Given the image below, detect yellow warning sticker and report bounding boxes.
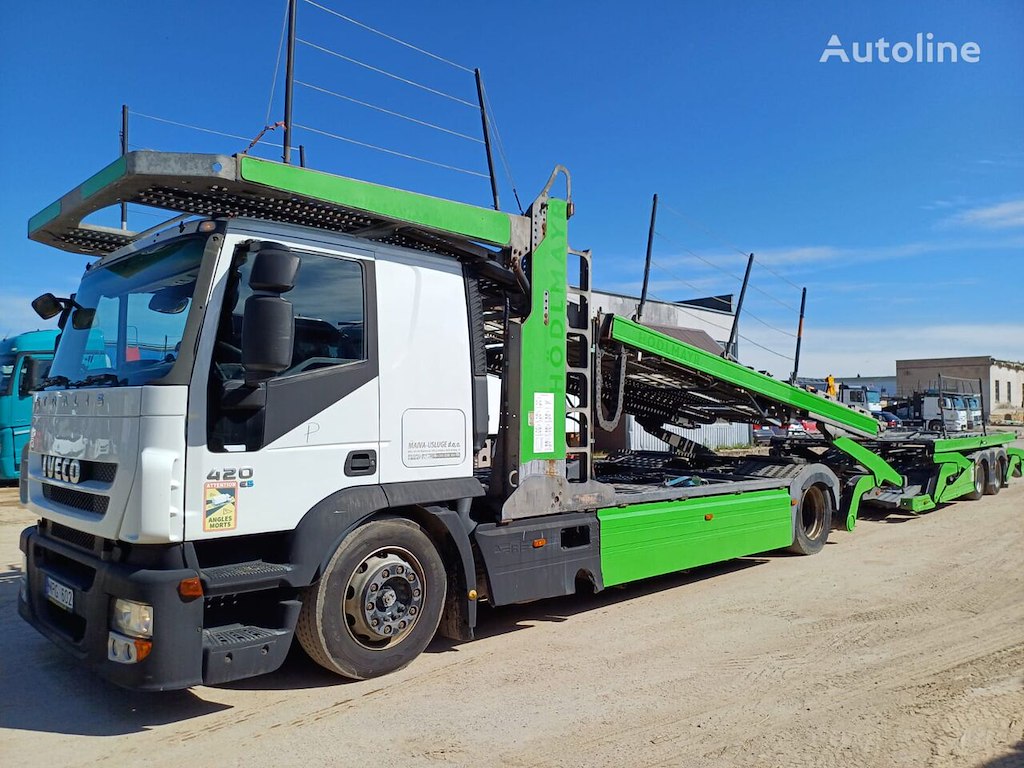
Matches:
[203,481,238,532]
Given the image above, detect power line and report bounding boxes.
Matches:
[265,0,290,125]
[649,258,733,309]
[294,123,488,177]
[296,80,482,142]
[753,257,802,290]
[649,256,796,338]
[646,290,792,361]
[660,200,803,291]
[298,38,477,108]
[129,111,294,150]
[301,0,474,73]
[654,229,801,314]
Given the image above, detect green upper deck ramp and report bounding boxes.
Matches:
[28,151,525,259]
[605,315,879,438]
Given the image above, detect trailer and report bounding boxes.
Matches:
[18,152,1023,689]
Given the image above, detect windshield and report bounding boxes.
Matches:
[48,235,206,387]
[866,390,880,404]
[0,354,14,395]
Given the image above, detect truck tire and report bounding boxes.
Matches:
[996,455,1008,489]
[296,518,447,680]
[927,420,942,431]
[965,459,987,500]
[788,482,833,555]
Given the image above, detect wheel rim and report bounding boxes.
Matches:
[343,546,425,650]
[974,463,985,495]
[800,485,826,539]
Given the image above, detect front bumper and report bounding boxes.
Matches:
[18,523,205,691]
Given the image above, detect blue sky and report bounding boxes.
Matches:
[1,1,1021,376]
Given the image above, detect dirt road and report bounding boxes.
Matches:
[1,475,1022,768]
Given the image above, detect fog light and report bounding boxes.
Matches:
[111,598,154,638]
[108,631,153,664]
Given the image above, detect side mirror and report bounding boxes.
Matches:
[241,295,294,383]
[32,293,63,320]
[71,308,96,330]
[19,357,45,396]
[249,245,300,293]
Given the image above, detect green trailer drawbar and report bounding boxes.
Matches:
[17,151,1024,689]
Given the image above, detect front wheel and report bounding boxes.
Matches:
[788,483,833,555]
[296,518,447,680]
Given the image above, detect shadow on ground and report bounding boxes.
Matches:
[0,574,230,736]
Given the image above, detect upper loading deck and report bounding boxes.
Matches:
[603,315,880,439]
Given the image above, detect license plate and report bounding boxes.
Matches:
[45,576,74,612]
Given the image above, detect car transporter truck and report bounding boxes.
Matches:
[17,152,1023,690]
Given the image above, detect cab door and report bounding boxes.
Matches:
[12,354,52,471]
[184,235,379,540]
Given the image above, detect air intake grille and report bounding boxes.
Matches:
[42,484,109,516]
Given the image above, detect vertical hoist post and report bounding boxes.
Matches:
[725,253,754,360]
[790,287,807,385]
[283,0,297,164]
[475,68,500,211]
[637,193,658,322]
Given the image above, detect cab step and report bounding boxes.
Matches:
[200,560,295,595]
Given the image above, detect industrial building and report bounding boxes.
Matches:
[897,356,1024,420]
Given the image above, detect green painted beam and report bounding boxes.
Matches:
[517,198,568,463]
[609,315,879,437]
[239,156,513,246]
[932,431,1016,453]
[598,489,793,586]
[843,475,877,530]
[832,436,903,487]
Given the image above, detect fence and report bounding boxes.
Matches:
[627,417,752,451]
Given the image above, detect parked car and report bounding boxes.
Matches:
[753,423,786,443]
[874,410,902,430]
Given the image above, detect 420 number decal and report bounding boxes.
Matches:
[207,467,254,482]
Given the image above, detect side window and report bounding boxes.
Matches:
[215,249,366,381]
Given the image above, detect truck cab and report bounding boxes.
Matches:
[0,330,57,481]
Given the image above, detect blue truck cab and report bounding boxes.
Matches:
[0,330,58,481]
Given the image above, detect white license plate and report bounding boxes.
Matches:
[45,576,74,612]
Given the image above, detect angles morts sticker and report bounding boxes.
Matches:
[203,481,238,532]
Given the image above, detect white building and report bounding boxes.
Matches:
[896,356,1024,420]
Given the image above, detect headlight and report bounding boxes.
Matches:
[111,598,154,638]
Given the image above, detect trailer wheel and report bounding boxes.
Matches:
[788,483,833,555]
[965,459,987,500]
[296,518,447,680]
[996,456,1008,489]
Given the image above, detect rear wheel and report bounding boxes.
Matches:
[296,518,447,680]
[965,460,986,500]
[996,456,1008,489]
[927,420,942,431]
[788,483,833,555]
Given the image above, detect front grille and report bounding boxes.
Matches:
[42,484,109,515]
[46,521,97,551]
[88,462,117,484]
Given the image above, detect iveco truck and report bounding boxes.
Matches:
[18,152,1023,690]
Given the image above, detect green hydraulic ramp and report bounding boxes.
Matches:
[603,315,879,439]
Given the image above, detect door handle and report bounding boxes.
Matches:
[344,450,377,477]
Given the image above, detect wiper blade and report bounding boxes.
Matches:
[41,375,71,388]
[72,373,125,388]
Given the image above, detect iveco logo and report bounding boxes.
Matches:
[43,455,82,484]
